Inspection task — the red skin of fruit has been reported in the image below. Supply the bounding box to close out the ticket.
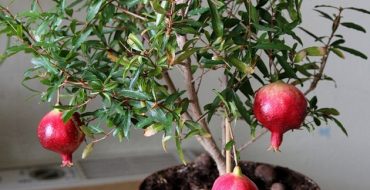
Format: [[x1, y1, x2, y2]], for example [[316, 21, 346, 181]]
[[212, 167, 258, 190], [253, 81, 307, 151], [37, 109, 84, 167]]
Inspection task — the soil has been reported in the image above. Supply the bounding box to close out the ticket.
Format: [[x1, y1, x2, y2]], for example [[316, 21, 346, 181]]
[[140, 154, 320, 190]]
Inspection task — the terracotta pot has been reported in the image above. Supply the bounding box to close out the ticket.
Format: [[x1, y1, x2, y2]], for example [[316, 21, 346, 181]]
[[140, 154, 320, 190]]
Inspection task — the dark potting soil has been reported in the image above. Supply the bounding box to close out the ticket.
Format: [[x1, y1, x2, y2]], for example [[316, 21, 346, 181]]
[[140, 154, 320, 190]]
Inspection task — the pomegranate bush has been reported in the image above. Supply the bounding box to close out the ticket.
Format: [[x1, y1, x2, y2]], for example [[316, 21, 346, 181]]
[[0, 0, 368, 186]]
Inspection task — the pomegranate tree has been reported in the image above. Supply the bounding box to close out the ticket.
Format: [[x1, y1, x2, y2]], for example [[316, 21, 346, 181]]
[[38, 109, 84, 167], [0, 1, 365, 189]]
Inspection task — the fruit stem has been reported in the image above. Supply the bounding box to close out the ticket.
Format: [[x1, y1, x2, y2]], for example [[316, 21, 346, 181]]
[[228, 119, 239, 167], [56, 87, 61, 106], [225, 116, 232, 173], [232, 166, 243, 176]]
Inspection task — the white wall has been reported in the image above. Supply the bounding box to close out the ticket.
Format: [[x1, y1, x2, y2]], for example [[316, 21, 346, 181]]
[[1, 0, 370, 189]]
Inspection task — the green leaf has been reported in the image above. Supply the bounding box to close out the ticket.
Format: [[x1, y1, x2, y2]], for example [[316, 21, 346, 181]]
[[207, 0, 224, 37], [155, 1, 169, 25], [151, 0, 167, 14], [74, 28, 93, 49], [314, 5, 338, 9], [314, 9, 333, 21], [331, 39, 345, 47], [309, 96, 318, 108], [337, 46, 367, 60], [135, 117, 154, 129], [129, 64, 143, 90], [188, 7, 209, 16], [62, 109, 76, 123], [276, 55, 297, 78], [341, 22, 366, 33], [226, 56, 248, 74], [122, 111, 132, 138], [87, 0, 105, 22], [255, 42, 290, 50], [119, 90, 151, 100], [294, 50, 306, 63], [232, 91, 252, 124], [346, 7, 370, 15], [317, 108, 340, 116], [31, 57, 58, 75], [127, 33, 144, 51], [299, 27, 324, 43], [255, 57, 269, 77], [174, 48, 198, 64], [305, 46, 327, 56], [331, 48, 345, 59], [225, 140, 235, 150], [331, 117, 348, 136], [175, 130, 186, 165]]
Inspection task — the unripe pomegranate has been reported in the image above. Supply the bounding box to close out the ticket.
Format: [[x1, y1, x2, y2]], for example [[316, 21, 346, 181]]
[[37, 109, 85, 167], [253, 81, 307, 151], [212, 166, 258, 190]]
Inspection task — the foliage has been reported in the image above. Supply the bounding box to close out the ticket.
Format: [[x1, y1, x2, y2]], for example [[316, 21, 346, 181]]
[[0, 0, 368, 166]]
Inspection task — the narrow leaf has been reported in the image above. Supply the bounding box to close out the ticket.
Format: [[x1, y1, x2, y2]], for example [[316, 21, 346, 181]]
[[87, 0, 105, 22], [225, 140, 235, 150], [174, 48, 198, 64], [331, 48, 345, 59], [331, 117, 348, 136], [346, 7, 370, 15], [120, 90, 151, 100], [341, 22, 366, 33], [232, 92, 252, 124], [207, 0, 224, 37], [255, 42, 290, 50], [305, 46, 327, 56], [175, 131, 186, 165], [337, 46, 367, 60], [226, 56, 248, 74]]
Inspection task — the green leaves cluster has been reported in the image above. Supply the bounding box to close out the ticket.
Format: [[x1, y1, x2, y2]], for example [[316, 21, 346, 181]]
[[0, 0, 368, 159]]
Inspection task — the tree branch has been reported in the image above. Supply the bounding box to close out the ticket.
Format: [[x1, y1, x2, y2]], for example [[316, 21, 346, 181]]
[[176, 33, 226, 174], [304, 8, 343, 95], [238, 129, 268, 152]]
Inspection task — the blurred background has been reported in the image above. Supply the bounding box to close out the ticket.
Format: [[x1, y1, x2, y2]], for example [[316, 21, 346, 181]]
[[0, 0, 369, 190]]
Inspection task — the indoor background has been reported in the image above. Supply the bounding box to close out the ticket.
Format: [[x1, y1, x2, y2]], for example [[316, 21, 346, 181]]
[[0, 0, 369, 189]]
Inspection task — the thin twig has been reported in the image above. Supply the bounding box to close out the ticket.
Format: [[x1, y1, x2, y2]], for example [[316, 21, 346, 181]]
[[228, 120, 238, 167], [238, 129, 268, 152], [114, 3, 147, 21], [92, 129, 115, 143], [304, 8, 343, 95]]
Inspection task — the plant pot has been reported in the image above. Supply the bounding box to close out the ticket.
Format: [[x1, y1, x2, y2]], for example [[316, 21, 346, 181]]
[[139, 154, 320, 190]]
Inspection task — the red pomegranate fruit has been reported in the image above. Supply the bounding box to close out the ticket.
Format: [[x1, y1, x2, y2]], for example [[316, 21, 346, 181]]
[[253, 81, 307, 151], [37, 109, 85, 167], [212, 166, 258, 190]]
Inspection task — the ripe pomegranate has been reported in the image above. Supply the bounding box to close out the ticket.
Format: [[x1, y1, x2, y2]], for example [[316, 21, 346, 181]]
[[212, 166, 258, 190], [253, 81, 307, 151], [37, 109, 85, 167]]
